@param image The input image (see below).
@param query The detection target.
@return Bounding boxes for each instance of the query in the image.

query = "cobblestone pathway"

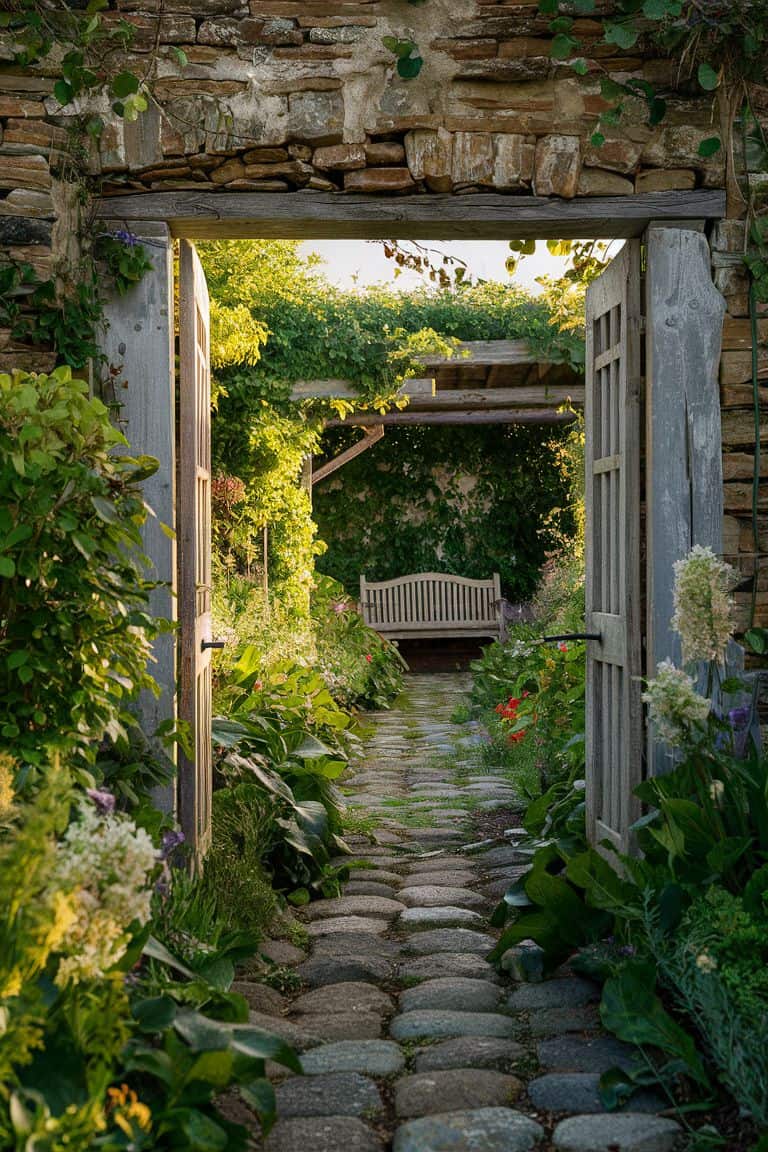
[247,674,682,1152]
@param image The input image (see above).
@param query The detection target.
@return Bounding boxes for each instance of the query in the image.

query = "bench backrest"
[360,572,502,634]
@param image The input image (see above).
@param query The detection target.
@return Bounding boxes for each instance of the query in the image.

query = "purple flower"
[619,945,637,957]
[86,787,115,816]
[160,828,185,859]
[155,867,171,899]
[728,706,750,730]
[112,228,139,247]
[331,601,347,614]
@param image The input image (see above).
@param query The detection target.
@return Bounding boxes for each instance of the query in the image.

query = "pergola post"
[100,221,177,813]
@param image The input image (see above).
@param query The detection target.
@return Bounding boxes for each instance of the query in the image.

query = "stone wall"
[88,1,727,197]
[0,0,767,623]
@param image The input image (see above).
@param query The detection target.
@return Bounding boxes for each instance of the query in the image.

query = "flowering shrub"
[50,801,156,985]
[0,758,296,1149]
[671,545,738,666]
[312,576,407,710]
[641,660,712,747]
[477,631,585,790]
[490,545,768,1135]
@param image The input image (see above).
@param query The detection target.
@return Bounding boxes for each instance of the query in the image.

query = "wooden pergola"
[296,339,584,485]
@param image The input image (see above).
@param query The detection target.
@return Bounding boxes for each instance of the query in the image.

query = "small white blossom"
[709,779,725,806]
[49,803,157,985]
[642,660,711,748]
[672,546,738,666]
[696,952,718,973]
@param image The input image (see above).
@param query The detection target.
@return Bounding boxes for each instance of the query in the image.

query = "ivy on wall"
[314,424,576,602]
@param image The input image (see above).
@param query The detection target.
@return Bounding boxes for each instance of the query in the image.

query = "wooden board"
[418,340,535,367]
[178,240,213,864]
[96,189,726,241]
[404,385,584,409]
[326,408,576,427]
[290,377,435,401]
[645,225,726,776]
[100,222,177,814]
[584,240,643,855]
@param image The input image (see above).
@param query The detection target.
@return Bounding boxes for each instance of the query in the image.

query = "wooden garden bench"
[359,572,505,641]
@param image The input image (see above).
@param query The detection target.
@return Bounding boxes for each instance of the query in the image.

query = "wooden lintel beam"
[312,424,384,484]
[326,408,576,427]
[96,190,726,241]
[407,385,584,409]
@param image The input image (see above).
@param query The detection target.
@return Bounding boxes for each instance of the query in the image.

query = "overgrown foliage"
[539,0,766,163]
[212,654,358,904]
[315,423,576,601]
[203,242,584,639]
[482,546,768,1141]
[0,754,295,1151]
[0,367,164,772]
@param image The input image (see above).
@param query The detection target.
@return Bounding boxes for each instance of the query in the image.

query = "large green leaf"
[211,717,250,748]
[132,994,178,1032]
[599,961,709,1087]
[143,935,198,980]
[565,849,640,916]
[227,751,295,804]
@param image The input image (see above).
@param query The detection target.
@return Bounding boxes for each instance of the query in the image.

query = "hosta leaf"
[599,960,709,1086]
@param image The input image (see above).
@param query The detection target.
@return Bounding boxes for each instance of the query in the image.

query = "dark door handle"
[201,640,226,651]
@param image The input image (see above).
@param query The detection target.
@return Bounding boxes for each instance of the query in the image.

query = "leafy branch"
[0,0,187,134]
[540,0,766,163]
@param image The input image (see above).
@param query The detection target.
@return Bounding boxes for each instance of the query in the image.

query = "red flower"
[508,731,526,744]
[558,642,568,653]
[365,654,372,663]
[252,680,263,692]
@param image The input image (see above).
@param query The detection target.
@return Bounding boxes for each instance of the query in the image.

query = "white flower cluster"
[49,803,157,986]
[672,545,737,666]
[642,660,711,748]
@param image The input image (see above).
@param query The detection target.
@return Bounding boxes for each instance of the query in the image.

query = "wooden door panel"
[178,239,213,862]
[585,241,643,854]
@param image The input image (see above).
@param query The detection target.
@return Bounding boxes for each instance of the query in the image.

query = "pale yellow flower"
[672,546,738,666]
[642,660,711,748]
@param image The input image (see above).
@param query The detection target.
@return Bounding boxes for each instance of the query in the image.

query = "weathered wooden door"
[178,240,213,861]
[584,241,644,854]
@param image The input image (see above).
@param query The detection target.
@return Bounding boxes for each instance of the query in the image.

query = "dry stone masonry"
[0,0,766,620]
[225,674,683,1152]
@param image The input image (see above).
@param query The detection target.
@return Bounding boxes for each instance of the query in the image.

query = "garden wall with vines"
[0,0,766,621]
[314,422,575,601]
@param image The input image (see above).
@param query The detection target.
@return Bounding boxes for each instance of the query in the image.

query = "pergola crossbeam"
[291,377,436,401]
[417,339,538,367]
[326,408,575,427]
[404,385,583,409]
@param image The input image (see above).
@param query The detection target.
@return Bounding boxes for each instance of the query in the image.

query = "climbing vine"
[0,2,187,376]
[0,1,183,133]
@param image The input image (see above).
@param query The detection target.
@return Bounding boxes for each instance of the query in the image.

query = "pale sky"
[299,239,572,294]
